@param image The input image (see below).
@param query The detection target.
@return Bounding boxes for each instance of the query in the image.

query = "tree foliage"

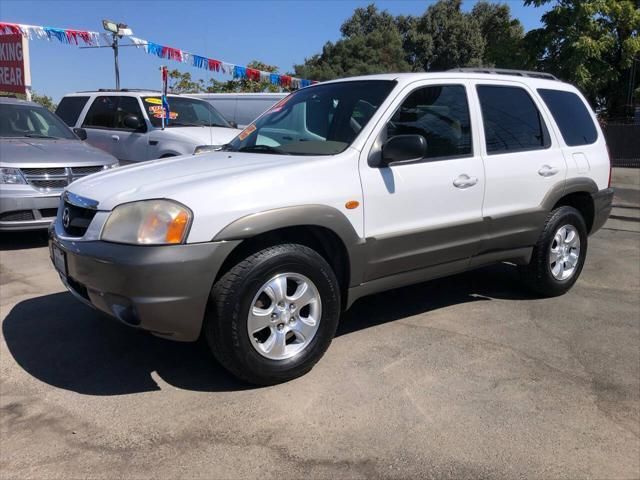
[524,0,640,117]
[167,61,291,94]
[1,90,57,111]
[471,1,526,68]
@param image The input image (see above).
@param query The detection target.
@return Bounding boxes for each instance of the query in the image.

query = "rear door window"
[537,89,598,146]
[55,96,89,126]
[477,85,550,154]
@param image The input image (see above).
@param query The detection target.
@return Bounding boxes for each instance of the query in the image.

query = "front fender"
[213,204,366,287]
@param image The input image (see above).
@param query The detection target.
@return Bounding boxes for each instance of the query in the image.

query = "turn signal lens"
[102,200,192,245]
[165,210,190,243]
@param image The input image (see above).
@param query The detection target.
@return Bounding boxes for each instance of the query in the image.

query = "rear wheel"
[520,206,588,296]
[204,244,340,385]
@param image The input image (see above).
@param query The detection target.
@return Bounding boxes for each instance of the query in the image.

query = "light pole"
[102,20,132,91]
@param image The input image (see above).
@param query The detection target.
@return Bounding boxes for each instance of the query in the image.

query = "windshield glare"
[143,96,231,128]
[226,80,396,156]
[0,104,76,139]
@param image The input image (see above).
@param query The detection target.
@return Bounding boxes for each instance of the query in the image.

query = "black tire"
[204,244,341,385]
[520,205,588,297]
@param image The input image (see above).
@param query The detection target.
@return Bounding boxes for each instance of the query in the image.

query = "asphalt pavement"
[1,170,638,479]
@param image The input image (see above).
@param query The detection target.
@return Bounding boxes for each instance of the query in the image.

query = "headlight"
[194,145,222,155]
[103,163,120,170]
[1,167,27,184]
[101,200,192,245]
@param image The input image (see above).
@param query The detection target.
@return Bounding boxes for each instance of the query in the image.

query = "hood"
[67,151,302,210]
[0,138,118,167]
[149,126,241,146]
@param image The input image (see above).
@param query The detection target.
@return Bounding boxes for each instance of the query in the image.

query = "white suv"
[55,90,241,162]
[49,70,613,385]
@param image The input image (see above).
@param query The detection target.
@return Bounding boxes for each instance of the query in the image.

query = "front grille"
[62,201,97,237]
[0,210,35,222]
[30,179,69,190]
[20,165,106,192]
[71,166,104,175]
[21,167,66,176]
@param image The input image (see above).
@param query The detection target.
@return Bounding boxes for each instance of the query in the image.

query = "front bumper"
[590,187,614,234]
[0,187,60,231]
[49,226,240,342]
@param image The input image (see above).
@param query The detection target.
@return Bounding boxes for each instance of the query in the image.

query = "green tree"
[294,5,411,80]
[168,69,204,94]
[0,90,57,111]
[524,0,640,117]
[408,0,485,71]
[167,61,290,94]
[204,61,287,93]
[295,0,491,79]
[471,1,526,68]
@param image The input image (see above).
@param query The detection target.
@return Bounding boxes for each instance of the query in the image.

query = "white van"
[56,90,242,162]
[194,93,287,128]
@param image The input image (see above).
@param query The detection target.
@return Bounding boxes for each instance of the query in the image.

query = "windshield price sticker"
[148,105,178,120]
[238,124,257,141]
[144,97,163,105]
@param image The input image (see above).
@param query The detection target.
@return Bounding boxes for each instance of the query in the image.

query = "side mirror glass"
[123,114,144,130]
[73,127,87,141]
[380,134,427,166]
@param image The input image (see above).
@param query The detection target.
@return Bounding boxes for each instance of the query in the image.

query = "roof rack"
[76,88,162,93]
[449,68,558,81]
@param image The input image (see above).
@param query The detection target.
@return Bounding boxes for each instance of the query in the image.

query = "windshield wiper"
[237,145,290,155]
[166,121,201,127]
[23,133,59,139]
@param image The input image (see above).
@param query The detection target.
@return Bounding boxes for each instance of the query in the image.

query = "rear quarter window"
[537,89,598,146]
[55,96,89,126]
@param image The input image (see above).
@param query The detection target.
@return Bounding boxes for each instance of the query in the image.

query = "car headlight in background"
[101,199,192,245]
[103,163,120,170]
[0,167,27,184]
[193,144,223,155]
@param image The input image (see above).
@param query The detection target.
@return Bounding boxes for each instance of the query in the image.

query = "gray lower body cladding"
[49,232,240,341]
[591,187,614,234]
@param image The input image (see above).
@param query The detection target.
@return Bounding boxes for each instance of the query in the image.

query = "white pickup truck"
[50,70,613,385]
[55,90,241,162]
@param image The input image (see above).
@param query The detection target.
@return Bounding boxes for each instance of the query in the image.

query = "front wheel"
[204,244,341,385]
[520,205,588,297]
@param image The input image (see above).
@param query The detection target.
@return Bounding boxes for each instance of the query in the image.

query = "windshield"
[225,80,395,156]
[0,103,76,139]
[142,96,231,128]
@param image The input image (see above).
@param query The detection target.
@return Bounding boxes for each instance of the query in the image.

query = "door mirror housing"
[380,134,427,166]
[123,114,144,131]
[73,127,87,141]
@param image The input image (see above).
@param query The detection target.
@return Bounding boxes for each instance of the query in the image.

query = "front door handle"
[111,135,120,142]
[453,174,478,189]
[538,164,559,177]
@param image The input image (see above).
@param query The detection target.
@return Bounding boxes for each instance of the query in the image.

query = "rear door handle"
[538,165,558,177]
[111,135,120,142]
[453,174,478,189]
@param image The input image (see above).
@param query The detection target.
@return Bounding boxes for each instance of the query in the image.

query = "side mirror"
[123,114,144,131]
[380,134,427,166]
[73,128,87,141]
[229,121,238,129]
